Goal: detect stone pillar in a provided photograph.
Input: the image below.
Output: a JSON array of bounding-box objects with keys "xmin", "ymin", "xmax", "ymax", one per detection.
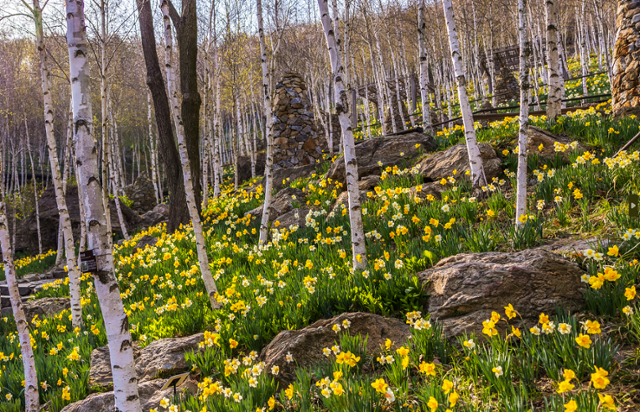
[
  {"xmin": 271, "ymin": 73, "xmax": 327, "ymax": 169},
  {"xmin": 613, "ymin": 0, "xmax": 640, "ymax": 116}
]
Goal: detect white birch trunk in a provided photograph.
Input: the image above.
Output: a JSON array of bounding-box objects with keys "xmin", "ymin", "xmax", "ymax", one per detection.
[
  {"xmin": 147, "ymin": 90, "xmax": 160, "ymax": 204},
  {"xmin": 516, "ymin": 0, "xmax": 531, "ymax": 227},
  {"xmin": 33, "ymin": 0, "xmax": 83, "ymax": 329},
  {"xmin": 65, "ymin": 2, "xmax": 141, "ymax": 411},
  {"xmin": 0, "ymin": 202, "xmax": 39, "ymax": 412},
  {"xmin": 161, "ymin": 1, "xmax": 220, "ymax": 310},
  {"xmin": 418, "ymin": 0, "xmax": 433, "ymax": 133},
  {"xmin": 258, "ymin": 0, "xmax": 275, "ymax": 244},
  {"xmin": 317, "ymin": 0, "xmax": 367, "ymax": 270},
  {"xmin": 545, "ymin": 0, "xmax": 562, "ymax": 121},
  {"xmin": 442, "ymin": 0, "xmax": 486, "ymax": 187}
]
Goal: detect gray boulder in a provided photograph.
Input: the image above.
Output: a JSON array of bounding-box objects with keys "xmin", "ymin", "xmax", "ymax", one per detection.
[
  {"xmin": 418, "ymin": 249, "xmax": 586, "ymax": 338},
  {"xmin": 260, "ymin": 312, "xmax": 411, "ymax": 386},
  {"xmin": 327, "ymin": 132, "xmax": 437, "ymax": 184},
  {"xmin": 89, "ymin": 333, "xmax": 204, "ymax": 390},
  {"xmin": 61, "ymin": 378, "xmax": 197, "ymax": 412},
  {"xmin": 245, "ymin": 187, "xmax": 305, "ymax": 223},
  {"xmin": 418, "ymin": 143, "xmax": 502, "ymax": 182},
  {"xmin": 22, "ymin": 298, "xmax": 70, "ymax": 323},
  {"xmin": 140, "ymin": 204, "xmax": 169, "ymax": 228}
]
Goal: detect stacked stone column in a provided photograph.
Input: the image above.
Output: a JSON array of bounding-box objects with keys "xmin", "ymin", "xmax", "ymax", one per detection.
[
  {"xmin": 272, "ymin": 72, "xmax": 327, "ymax": 169},
  {"xmin": 613, "ymin": 0, "xmax": 640, "ymax": 116}
]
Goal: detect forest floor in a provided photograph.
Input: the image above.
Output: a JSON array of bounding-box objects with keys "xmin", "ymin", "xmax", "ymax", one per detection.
[{"xmin": 2, "ymin": 67, "xmax": 640, "ymax": 412}]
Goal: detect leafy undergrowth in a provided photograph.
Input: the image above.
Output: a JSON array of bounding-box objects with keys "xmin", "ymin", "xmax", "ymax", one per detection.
[{"xmin": 2, "ymin": 101, "xmax": 640, "ymax": 411}]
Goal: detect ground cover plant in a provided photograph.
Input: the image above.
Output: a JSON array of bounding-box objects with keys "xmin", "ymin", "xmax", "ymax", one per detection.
[{"xmin": 1, "ymin": 86, "xmax": 640, "ymax": 411}]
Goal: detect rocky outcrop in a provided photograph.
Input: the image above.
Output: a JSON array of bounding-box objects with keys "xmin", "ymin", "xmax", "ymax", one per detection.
[
  {"xmin": 260, "ymin": 312, "xmax": 411, "ymax": 386},
  {"xmin": 273, "ymin": 208, "xmax": 310, "ymax": 230},
  {"xmin": 527, "ymin": 126, "xmax": 584, "ymax": 162},
  {"xmin": 237, "ymin": 152, "xmax": 267, "ymax": 184},
  {"xmin": 21, "ymin": 298, "xmax": 70, "ymax": 323},
  {"xmin": 245, "ymin": 187, "xmax": 305, "ymax": 224},
  {"xmin": 418, "ymin": 143, "xmax": 501, "ymax": 182},
  {"xmin": 16, "ymin": 186, "xmax": 141, "ymax": 255},
  {"xmin": 418, "ymin": 249, "xmax": 586, "ymax": 338},
  {"xmin": 613, "ymin": 0, "xmax": 640, "ymax": 117},
  {"xmin": 327, "ymin": 132, "xmax": 437, "ymax": 185},
  {"xmin": 61, "ymin": 378, "xmax": 197, "ymax": 412},
  {"xmin": 124, "ymin": 172, "xmax": 157, "ymax": 214},
  {"xmin": 330, "ymin": 190, "xmax": 370, "ymax": 216},
  {"xmin": 140, "ymin": 204, "xmax": 169, "ymax": 229},
  {"xmin": 89, "ymin": 333, "xmax": 204, "ymax": 390},
  {"xmin": 272, "ymin": 73, "xmax": 326, "ymax": 168},
  {"xmin": 133, "ymin": 235, "xmax": 159, "ymax": 253}
]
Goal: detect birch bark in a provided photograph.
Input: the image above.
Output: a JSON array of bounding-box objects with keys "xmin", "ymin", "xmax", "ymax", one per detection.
[
  {"xmin": 66, "ymin": 2, "xmax": 141, "ymax": 411},
  {"xmin": 418, "ymin": 0, "xmax": 433, "ymax": 133},
  {"xmin": 516, "ymin": 0, "xmax": 531, "ymax": 227},
  {"xmin": 317, "ymin": 0, "xmax": 367, "ymax": 270},
  {"xmin": 0, "ymin": 202, "xmax": 39, "ymax": 412},
  {"xmin": 442, "ymin": 0, "xmax": 486, "ymax": 187},
  {"xmin": 545, "ymin": 0, "xmax": 562, "ymax": 121},
  {"xmin": 33, "ymin": 0, "xmax": 83, "ymax": 329},
  {"xmin": 161, "ymin": 0, "xmax": 220, "ymax": 310},
  {"xmin": 258, "ymin": 0, "xmax": 275, "ymax": 244}
]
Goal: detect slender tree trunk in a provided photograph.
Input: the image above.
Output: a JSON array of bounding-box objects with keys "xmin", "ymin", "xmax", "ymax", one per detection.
[
  {"xmin": 258, "ymin": 0, "xmax": 274, "ymax": 244},
  {"xmin": 545, "ymin": 0, "xmax": 562, "ymax": 121},
  {"xmin": 516, "ymin": 0, "xmax": 531, "ymax": 227},
  {"xmin": 418, "ymin": 0, "xmax": 433, "ymax": 134},
  {"xmin": 0, "ymin": 202, "xmax": 39, "ymax": 412},
  {"xmin": 161, "ymin": 0, "xmax": 220, "ymax": 310},
  {"xmin": 318, "ymin": 0, "xmax": 367, "ymax": 270},
  {"xmin": 443, "ymin": 0, "xmax": 486, "ymax": 187},
  {"xmin": 34, "ymin": 0, "xmax": 83, "ymax": 329},
  {"xmin": 135, "ymin": 0, "xmax": 189, "ymax": 232},
  {"xmin": 147, "ymin": 90, "xmax": 160, "ymax": 203},
  {"xmin": 66, "ymin": 2, "xmax": 142, "ymax": 411}
]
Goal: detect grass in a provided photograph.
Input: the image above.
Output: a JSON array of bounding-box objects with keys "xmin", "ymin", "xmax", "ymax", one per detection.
[{"xmin": 1, "ymin": 58, "xmax": 639, "ymax": 412}]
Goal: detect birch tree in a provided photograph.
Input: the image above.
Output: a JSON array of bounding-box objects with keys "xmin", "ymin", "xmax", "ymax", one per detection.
[
  {"xmin": 442, "ymin": 0, "xmax": 486, "ymax": 187},
  {"xmin": 25, "ymin": 0, "xmax": 84, "ymax": 329},
  {"xmin": 258, "ymin": 0, "xmax": 274, "ymax": 245},
  {"xmin": 545, "ymin": 0, "xmax": 562, "ymax": 122},
  {"xmin": 516, "ymin": 0, "xmax": 531, "ymax": 227},
  {"xmin": 417, "ymin": 0, "xmax": 433, "ymax": 134},
  {"xmin": 0, "ymin": 201, "xmax": 39, "ymax": 412},
  {"xmin": 161, "ymin": 0, "xmax": 220, "ymax": 310},
  {"xmin": 65, "ymin": 2, "xmax": 141, "ymax": 411},
  {"xmin": 317, "ymin": 0, "xmax": 367, "ymax": 270}
]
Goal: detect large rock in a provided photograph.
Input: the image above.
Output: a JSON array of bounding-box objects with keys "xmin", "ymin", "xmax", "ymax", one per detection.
[
  {"xmin": 272, "ymin": 163, "xmax": 322, "ymax": 191},
  {"xmin": 132, "ymin": 235, "xmax": 159, "ymax": 253},
  {"xmin": 260, "ymin": 312, "xmax": 411, "ymax": 386},
  {"xmin": 15, "ymin": 186, "xmax": 141, "ymax": 254},
  {"xmin": 418, "ymin": 249, "xmax": 586, "ymax": 338},
  {"xmin": 237, "ymin": 152, "xmax": 267, "ymax": 184},
  {"xmin": 327, "ymin": 132, "xmax": 437, "ymax": 184},
  {"xmin": 418, "ymin": 143, "xmax": 502, "ymax": 182},
  {"xmin": 273, "ymin": 208, "xmax": 310, "ymax": 231},
  {"xmin": 124, "ymin": 172, "xmax": 157, "ymax": 214},
  {"xmin": 140, "ymin": 204, "xmax": 169, "ymax": 228},
  {"xmin": 22, "ymin": 298, "xmax": 70, "ymax": 323},
  {"xmin": 60, "ymin": 378, "xmax": 197, "ymax": 412},
  {"xmin": 89, "ymin": 333, "xmax": 204, "ymax": 389},
  {"xmin": 330, "ymin": 190, "xmax": 370, "ymax": 216},
  {"xmin": 527, "ymin": 126, "xmax": 584, "ymax": 162},
  {"xmin": 245, "ymin": 187, "xmax": 305, "ymax": 223}
]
